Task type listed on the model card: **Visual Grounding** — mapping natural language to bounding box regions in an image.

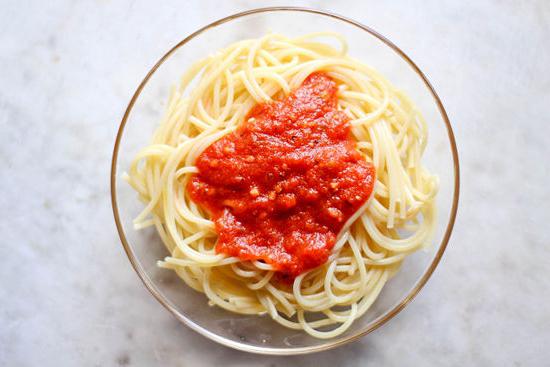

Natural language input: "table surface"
[1,1,549,366]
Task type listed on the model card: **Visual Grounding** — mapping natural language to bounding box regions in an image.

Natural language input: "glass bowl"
[111,7,459,355]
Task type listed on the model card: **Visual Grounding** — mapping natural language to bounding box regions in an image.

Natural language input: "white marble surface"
[1,0,549,366]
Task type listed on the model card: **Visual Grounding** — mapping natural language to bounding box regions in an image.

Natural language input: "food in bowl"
[124,32,438,339]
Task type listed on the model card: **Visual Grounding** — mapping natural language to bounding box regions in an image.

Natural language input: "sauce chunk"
[188,72,375,278]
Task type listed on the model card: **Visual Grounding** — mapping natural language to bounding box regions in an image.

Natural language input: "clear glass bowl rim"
[110,6,460,355]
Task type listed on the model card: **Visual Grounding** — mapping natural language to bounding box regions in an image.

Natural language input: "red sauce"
[188,72,375,279]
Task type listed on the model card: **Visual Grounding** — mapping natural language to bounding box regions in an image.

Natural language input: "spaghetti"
[125,33,438,339]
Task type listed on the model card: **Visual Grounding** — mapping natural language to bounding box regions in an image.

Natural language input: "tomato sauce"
[188,72,375,279]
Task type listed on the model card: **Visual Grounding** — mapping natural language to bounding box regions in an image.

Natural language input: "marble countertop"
[1,1,549,366]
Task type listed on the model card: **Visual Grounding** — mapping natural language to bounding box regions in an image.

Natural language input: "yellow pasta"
[125,33,438,339]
